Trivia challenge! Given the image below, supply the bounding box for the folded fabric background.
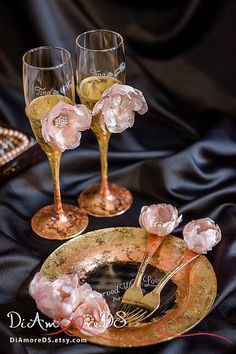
[0,1,235,354]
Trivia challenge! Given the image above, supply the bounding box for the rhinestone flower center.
[54,114,69,129]
[153,220,164,227]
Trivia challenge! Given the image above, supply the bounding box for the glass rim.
[22,45,72,70]
[76,29,124,52]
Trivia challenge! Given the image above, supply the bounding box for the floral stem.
[48,150,64,215]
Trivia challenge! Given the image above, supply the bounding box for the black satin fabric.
[0,0,236,353]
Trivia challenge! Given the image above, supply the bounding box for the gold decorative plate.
[41,227,217,348]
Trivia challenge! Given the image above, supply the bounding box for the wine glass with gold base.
[76,30,133,217]
[23,46,88,239]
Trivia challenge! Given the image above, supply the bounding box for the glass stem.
[98,131,111,197]
[48,150,64,215]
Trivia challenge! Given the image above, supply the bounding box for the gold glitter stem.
[47,150,64,215]
[98,131,111,197]
[91,115,111,197]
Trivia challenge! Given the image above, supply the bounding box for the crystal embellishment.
[54,115,69,129]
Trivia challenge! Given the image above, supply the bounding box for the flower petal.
[29,272,112,337]
[41,101,92,151]
[139,204,182,236]
[183,218,222,254]
[92,84,148,133]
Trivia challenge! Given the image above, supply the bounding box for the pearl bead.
[0,126,30,166]
[6,151,12,157]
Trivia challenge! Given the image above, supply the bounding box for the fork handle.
[151,249,199,295]
[133,233,164,288]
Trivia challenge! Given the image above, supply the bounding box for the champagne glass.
[23,46,88,240]
[76,29,133,217]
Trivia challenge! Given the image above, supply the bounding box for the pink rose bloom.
[93,84,148,133]
[139,204,182,236]
[29,272,112,336]
[42,101,92,151]
[183,218,222,254]
[71,286,112,336]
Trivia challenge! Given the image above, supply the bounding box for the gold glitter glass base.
[78,183,133,217]
[31,204,89,240]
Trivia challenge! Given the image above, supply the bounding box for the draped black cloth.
[0,0,236,353]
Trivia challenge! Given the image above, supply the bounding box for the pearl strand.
[0,126,30,166]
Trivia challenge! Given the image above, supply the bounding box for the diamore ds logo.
[7,310,233,346]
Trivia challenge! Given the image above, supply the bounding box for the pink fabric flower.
[42,101,92,151]
[29,272,112,336]
[93,84,148,133]
[139,204,182,236]
[183,218,222,254]
[70,286,112,336]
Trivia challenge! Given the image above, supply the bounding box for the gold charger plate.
[41,227,217,348]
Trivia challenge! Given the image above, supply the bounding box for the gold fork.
[124,248,199,325]
[116,233,164,317]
